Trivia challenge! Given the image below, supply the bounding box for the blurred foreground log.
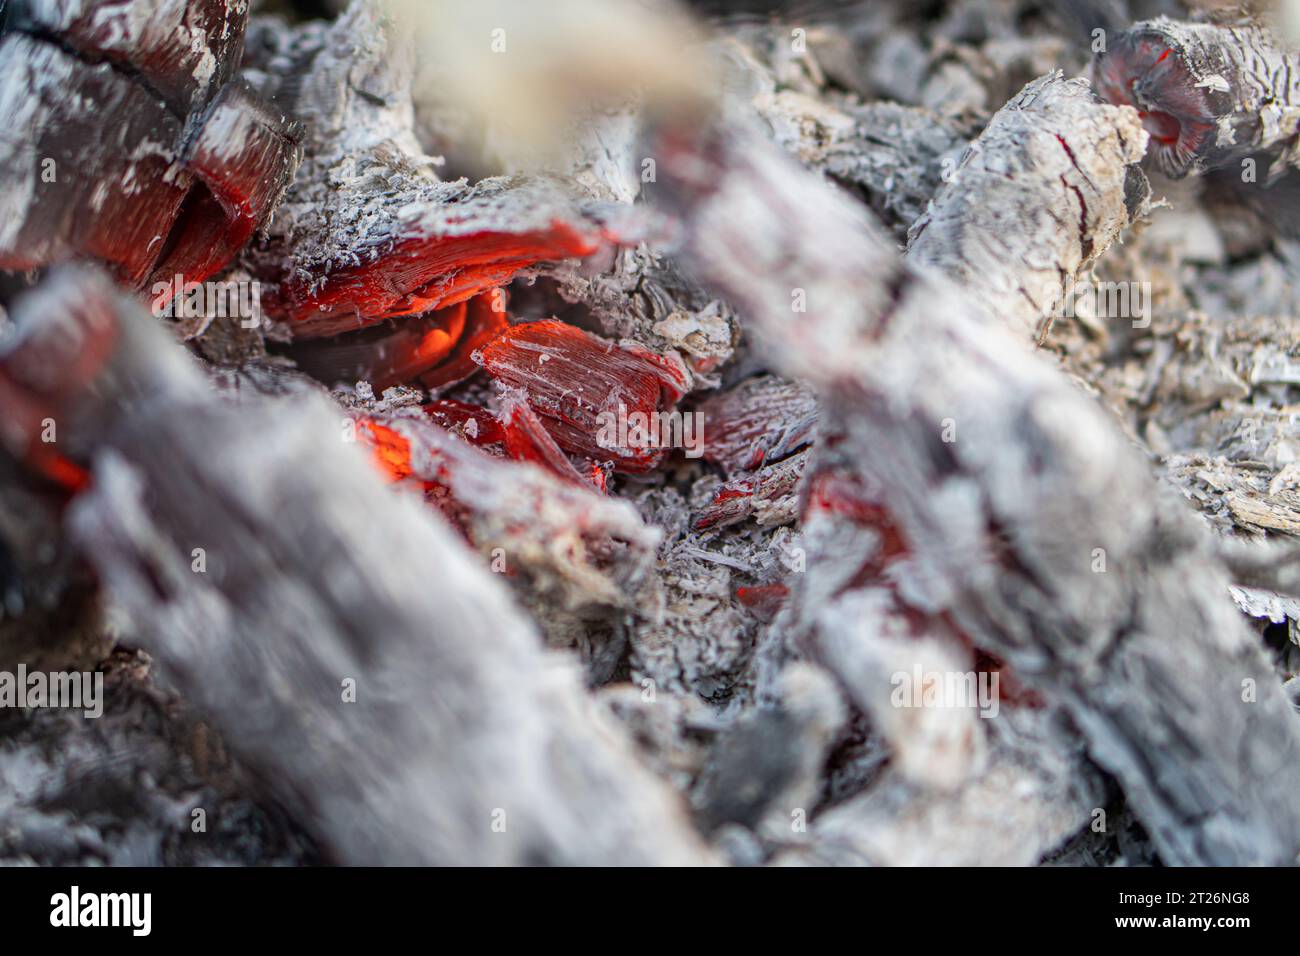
[1,268,709,866]
[653,88,1300,865]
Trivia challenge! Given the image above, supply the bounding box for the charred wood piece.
[0,0,301,291]
[1094,16,1300,178]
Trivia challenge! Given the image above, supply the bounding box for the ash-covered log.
[0,0,301,290]
[2,267,710,866]
[1093,15,1300,178]
[908,72,1151,341]
[652,98,1300,865]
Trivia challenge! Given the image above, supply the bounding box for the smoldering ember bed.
[0,0,1298,870]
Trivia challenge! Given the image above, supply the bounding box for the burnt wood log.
[0,1,301,290]
[653,91,1300,865]
[2,267,710,866]
[736,61,1139,857]
[1093,15,1300,179]
[908,73,1151,342]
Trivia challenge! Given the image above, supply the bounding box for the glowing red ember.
[270,223,599,340]
[476,320,688,473]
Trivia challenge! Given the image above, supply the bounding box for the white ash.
[0,649,316,866]
[772,708,1104,867]
[718,29,971,239]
